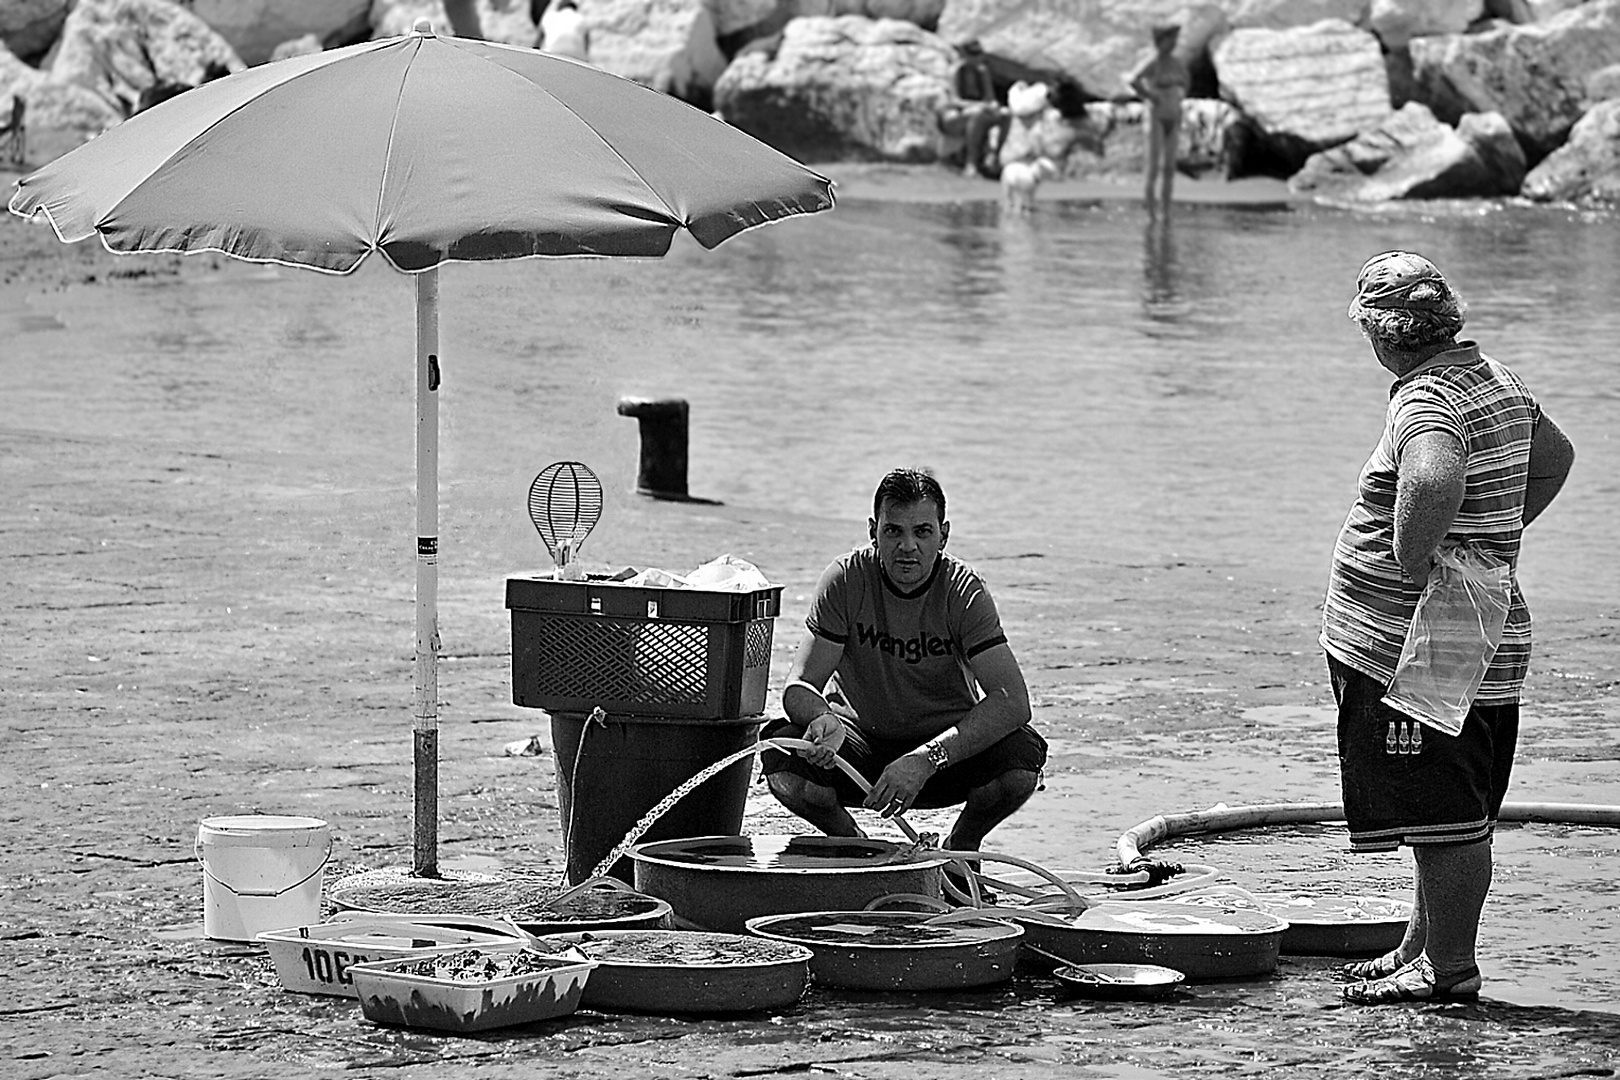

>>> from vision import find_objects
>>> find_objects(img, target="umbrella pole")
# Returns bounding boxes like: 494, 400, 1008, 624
413, 268, 441, 878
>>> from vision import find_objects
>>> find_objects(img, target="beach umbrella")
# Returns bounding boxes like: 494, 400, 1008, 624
8, 21, 834, 878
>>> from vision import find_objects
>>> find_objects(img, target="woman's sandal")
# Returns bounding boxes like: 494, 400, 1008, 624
1342, 956, 1482, 1005
1339, 950, 1406, 982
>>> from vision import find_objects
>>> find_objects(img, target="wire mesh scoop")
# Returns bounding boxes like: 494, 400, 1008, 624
528, 462, 603, 578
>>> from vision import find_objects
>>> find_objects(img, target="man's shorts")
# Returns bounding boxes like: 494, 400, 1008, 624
758, 718, 1047, 810
1328, 654, 1519, 853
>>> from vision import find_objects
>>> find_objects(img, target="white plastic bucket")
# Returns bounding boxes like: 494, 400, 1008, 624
196, 815, 331, 942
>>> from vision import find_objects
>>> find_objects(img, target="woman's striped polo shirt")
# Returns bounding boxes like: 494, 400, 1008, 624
1322, 342, 1541, 704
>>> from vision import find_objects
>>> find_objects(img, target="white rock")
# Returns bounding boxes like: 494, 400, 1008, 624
1230, 0, 1369, 30
1213, 18, 1391, 168
590, 0, 726, 99
715, 16, 954, 162
49, 0, 243, 117
1522, 97, 1620, 202
1367, 0, 1482, 49
1587, 61, 1620, 101
1409, 0, 1620, 157
1289, 100, 1515, 199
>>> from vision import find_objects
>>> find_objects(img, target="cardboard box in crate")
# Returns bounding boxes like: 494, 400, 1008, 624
505, 577, 781, 719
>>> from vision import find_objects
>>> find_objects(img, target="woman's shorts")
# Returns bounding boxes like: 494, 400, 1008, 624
1328, 654, 1519, 852
759, 718, 1047, 810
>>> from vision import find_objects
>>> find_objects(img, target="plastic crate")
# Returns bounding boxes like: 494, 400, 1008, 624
505, 577, 781, 719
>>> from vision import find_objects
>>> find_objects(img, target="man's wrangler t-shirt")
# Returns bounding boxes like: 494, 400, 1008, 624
807, 547, 1008, 742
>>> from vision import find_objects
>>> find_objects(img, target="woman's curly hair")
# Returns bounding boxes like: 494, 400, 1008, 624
1350, 288, 1467, 353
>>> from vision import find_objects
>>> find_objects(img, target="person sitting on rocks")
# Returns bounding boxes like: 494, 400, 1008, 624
759, 468, 1047, 859
938, 40, 1010, 179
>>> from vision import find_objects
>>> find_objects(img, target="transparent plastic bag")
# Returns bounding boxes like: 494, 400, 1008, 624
618, 555, 772, 592
1381, 544, 1512, 736
684, 554, 772, 592
620, 566, 690, 588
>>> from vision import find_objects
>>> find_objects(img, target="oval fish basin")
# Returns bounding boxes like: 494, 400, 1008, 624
745, 910, 1024, 991
1010, 900, 1287, 981
1251, 894, 1411, 957
1054, 963, 1185, 1002
511, 884, 673, 937
329, 874, 671, 935
630, 835, 949, 933
1170, 887, 1412, 957
536, 929, 812, 1014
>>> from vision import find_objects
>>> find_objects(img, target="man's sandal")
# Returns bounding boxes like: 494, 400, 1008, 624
1342, 956, 1482, 1005
1339, 950, 1406, 981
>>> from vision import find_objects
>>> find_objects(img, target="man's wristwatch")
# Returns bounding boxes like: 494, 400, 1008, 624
922, 738, 950, 771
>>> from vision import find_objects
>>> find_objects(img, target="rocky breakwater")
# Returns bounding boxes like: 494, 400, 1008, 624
710, 0, 1620, 204
1285, 0, 1620, 203
3, 0, 1616, 205
1, 0, 247, 158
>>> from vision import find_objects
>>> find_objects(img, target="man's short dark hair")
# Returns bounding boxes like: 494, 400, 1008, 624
873, 468, 946, 524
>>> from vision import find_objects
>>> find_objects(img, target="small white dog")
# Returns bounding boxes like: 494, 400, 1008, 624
1001, 156, 1059, 213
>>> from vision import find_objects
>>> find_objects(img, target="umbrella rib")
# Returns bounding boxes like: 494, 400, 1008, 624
373, 37, 422, 266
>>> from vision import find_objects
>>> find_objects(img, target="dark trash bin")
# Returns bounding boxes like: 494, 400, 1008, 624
550, 712, 759, 884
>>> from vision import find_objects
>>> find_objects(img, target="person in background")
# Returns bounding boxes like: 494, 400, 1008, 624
1127, 23, 1190, 213
759, 468, 1047, 868
996, 80, 1052, 172
537, 0, 590, 62
1324, 251, 1575, 1004
948, 40, 1009, 178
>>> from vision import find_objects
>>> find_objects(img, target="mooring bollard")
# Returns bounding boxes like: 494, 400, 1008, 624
617, 396, 698, 501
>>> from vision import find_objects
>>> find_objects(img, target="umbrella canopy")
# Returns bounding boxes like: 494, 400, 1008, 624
10, 22, 832, 268
9, 21, 833, 877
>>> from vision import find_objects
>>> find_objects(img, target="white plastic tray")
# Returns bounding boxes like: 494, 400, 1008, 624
257, 913, 523, 997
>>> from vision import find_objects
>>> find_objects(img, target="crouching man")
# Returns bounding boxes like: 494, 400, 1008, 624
759, 468, 1046, 853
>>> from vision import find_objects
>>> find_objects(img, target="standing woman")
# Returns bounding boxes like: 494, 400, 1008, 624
1127, 23, 1189, 213
1322, 251, 1575, 1004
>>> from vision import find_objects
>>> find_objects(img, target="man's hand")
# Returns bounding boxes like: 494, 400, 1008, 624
800, 712, 846, 770
864, 753, 935, 818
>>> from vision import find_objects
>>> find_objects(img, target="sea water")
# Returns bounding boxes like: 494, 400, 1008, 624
16, 194, 1616, 610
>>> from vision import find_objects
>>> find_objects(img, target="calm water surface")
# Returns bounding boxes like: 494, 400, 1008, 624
26, 194, 1616, 609
625, 197, 1620, 608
